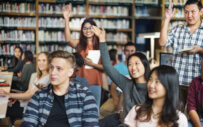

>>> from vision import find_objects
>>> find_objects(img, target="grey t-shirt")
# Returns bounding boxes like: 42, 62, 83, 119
100, 43, 147, 118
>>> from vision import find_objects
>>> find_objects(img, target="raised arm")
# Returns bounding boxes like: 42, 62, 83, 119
159, 0, 175, 46
92, 26, 130, 90
62, 5, 79, 48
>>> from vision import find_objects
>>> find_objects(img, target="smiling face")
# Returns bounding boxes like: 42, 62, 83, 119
49, 58, 74, 87
184, 4, 203, 26
37, 53, 48, 72
128, 56, 145, 81
82, 22, 94, 38
147, 71, 166, 100
14, 48, 22, 59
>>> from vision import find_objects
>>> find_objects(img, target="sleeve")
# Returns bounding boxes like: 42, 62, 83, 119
82, 90, 99, 127
7, 59, 25, 73
20, 65, 29, 83
124, 105, 137, 127
100, 43, 130, 90
187, 77, 198, 113
177, 112, 188, 127
165, 26, 178, 47
21, 92, 40, 127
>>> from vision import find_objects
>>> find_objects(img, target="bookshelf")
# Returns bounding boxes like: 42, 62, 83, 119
1, 0, 203, 66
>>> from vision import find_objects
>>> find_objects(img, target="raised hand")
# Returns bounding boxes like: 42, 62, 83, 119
92, 26, 106, 42
165, 0, 175, 20
62, 4, 71, 20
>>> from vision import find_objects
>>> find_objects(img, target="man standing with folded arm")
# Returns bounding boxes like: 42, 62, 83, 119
21, 51, 99, 127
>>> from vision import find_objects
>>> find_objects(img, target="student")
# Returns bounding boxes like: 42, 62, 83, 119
187, 58, 203, 127
12, 51, 36, 91
20, 51, 99, 127
0, 46, 25, 75
70, 52, 89, 87
63, 5, 104, 109
91, 26, 150, 126
159, 0, 203, 86
100, 43, 136, 118
0, 52, 50, 124
124, 65, 188, 127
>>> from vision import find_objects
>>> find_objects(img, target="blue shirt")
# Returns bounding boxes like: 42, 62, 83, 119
166, 20, 203, 86
21, 82, 99, 127
108, 61, 129, 83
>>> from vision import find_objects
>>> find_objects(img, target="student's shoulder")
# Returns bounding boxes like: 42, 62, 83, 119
71, 81, 89, 92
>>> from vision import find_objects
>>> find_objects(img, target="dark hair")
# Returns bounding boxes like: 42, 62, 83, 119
72, 52, 84, 68
23, 51, 33, 62
109, 49, 117, 63
13, 46, 23, 67
49, 50, 76, 68
124, 42, 136, 51
127, 52, 150, 80
77, 18, 99, 52
136, 65, 180, 127
184, 0, 203, 10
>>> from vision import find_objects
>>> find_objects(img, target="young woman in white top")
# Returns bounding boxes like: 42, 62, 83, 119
124, 65, 188, 127
0, 52, 50, 121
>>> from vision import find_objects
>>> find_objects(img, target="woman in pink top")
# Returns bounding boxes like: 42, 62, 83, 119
124, 65, 188, 127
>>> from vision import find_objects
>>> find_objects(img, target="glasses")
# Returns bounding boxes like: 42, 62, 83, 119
83, 26, 93, 31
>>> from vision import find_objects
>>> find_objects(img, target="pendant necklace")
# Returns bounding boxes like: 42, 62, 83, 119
152, 110, 162, 119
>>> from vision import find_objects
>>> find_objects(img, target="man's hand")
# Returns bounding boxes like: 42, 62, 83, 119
165, 0, 175, 21
62, 4, 71, 20
186, 46, 202, 55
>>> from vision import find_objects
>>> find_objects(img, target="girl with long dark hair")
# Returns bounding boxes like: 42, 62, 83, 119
92, 26, 150, 126
63, 5, 104, 109
124, 65, 188, 127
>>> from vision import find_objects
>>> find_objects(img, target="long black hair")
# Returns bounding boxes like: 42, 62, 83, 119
136, 65, 180, 127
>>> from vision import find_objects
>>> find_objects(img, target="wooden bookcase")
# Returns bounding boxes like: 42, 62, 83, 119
0, 0, 203, 66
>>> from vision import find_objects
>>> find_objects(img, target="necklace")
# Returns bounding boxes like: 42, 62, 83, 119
152, 109, 162, 119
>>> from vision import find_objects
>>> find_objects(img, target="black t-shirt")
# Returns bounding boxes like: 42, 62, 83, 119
45, 92, 70, 127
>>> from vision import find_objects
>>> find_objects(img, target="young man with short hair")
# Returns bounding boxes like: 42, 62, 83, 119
159, 0, 203, 86
21, 51, 99, 127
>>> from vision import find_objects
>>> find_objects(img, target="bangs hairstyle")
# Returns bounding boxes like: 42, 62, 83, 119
127, 52, 150, 80
77, 18, 99, 52
136, 65, 180, 127
37, 52, 49, 79
184, 0, 203, 10
49, 50, 76, 68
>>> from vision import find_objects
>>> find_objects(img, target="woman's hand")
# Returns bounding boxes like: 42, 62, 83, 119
92, 26, 106, 42
165, 0, 175, 21
0, 89, 9, 97
84, 58, 94, 66
62, 4, 71, 20
34, 83, 46, 89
